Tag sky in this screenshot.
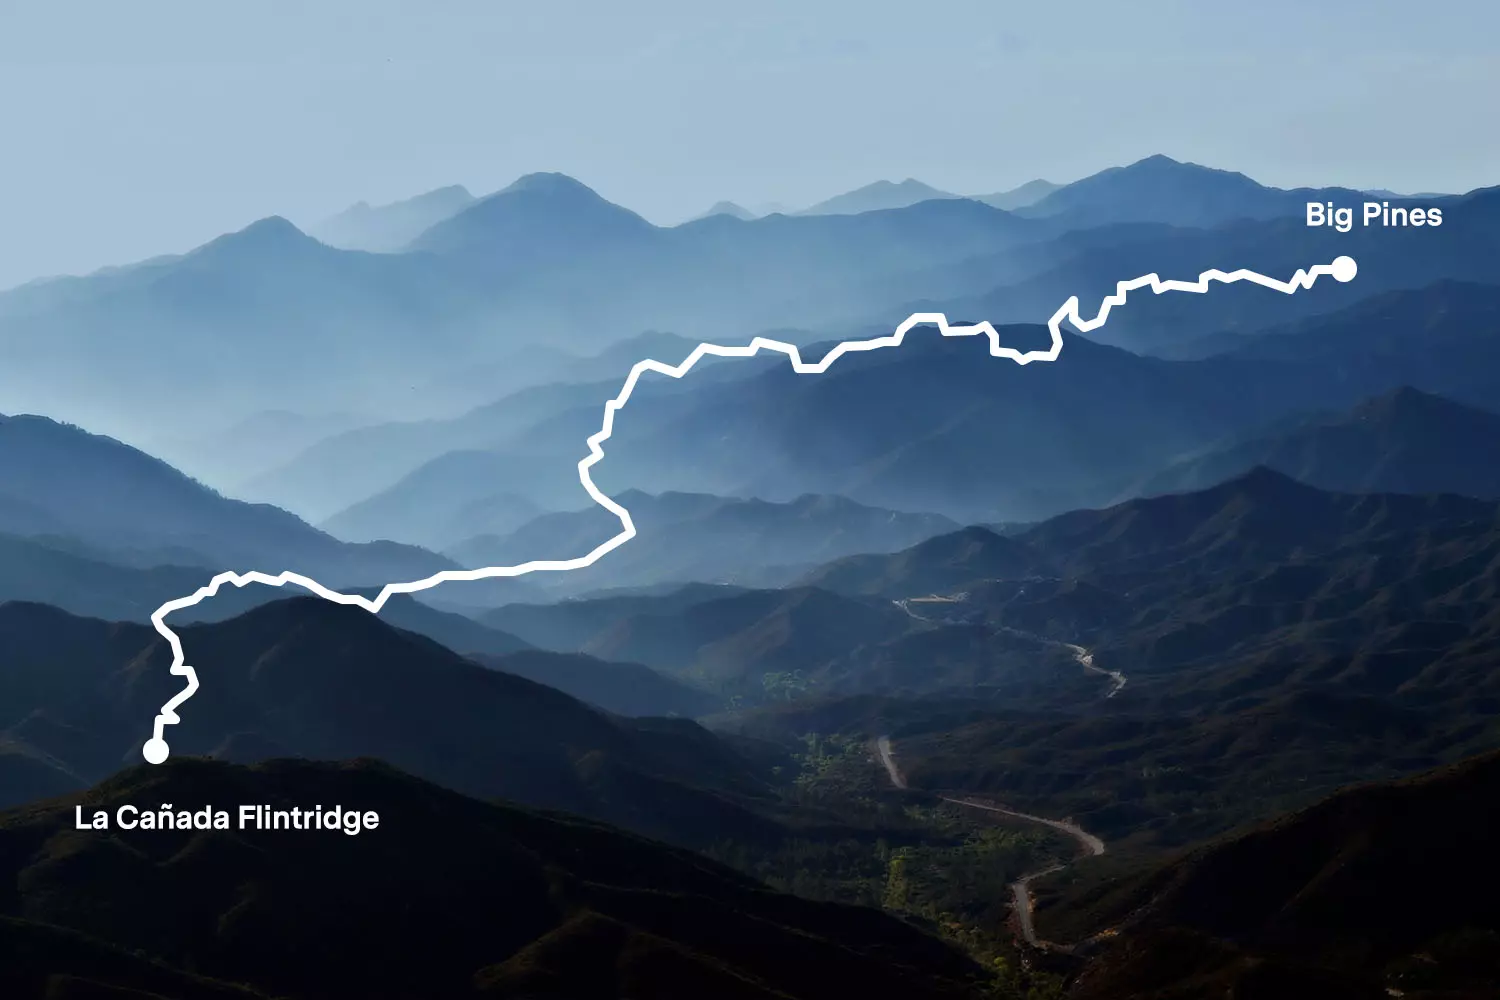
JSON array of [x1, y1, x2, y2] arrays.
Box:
[[1, 0, 1496, 289]]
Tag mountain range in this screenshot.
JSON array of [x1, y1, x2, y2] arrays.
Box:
[[19, 153, 1486, 460], [282, 278, 1500, 537], [444, 490, 958, 595]]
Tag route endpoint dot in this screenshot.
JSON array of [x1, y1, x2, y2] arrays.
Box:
[[1331, 256, 1358, 282], [142, 738, 170, 765]]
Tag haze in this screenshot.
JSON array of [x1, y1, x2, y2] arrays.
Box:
[[1, 0, 1495, 290]]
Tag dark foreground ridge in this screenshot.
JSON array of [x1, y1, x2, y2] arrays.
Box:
[[1072, 749, 1500, 999], [0, 757, 987, 1000]]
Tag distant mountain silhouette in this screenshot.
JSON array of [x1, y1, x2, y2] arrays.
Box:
[[1019, 153, 1366, 228], [0, 215, 477, 437], [254, 331, 706, 523], [318, 449, 560, 551], [1075, 750, 1500, 998], [409, 172, 658, 262], [156, 407, 370, 492], [0, 183, 1051, 442], [0, 413, 453, 587], [1138, 386, 1500, 499], [0, 596, 774, 846], [311, 184, 475, 251], [970, 178, 1059, 210], [445, 490, 958, 596], [689, 200, 756, 221], [796, 178, 961, 216]]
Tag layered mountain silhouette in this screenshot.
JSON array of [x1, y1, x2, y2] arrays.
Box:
[[580, 324, 1356, 523], [0, 215, 476, 439], [1138, 386, 1500, 499], [0, 413, 452, 586], [0, 758, 986, 1000], [0, 532, 211, 621], [281, 288, 1500, 602], [444, 490, 958, 595], [255, 330, 708, 523], [970, 178, 1060, 210], [2, 174, 1059, 447], [258, 278, 1500, 541], [796, 178, 961, 215], [8, 159, 1496, 458], [311, 184, 476, 251], [157, 408, 370, 489]]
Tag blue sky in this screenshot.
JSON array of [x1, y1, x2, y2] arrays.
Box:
[[1, 0, 1495, 288]]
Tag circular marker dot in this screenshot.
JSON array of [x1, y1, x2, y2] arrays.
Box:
[[1331, 256, 1358, 283], [142, 738, 170, 765]]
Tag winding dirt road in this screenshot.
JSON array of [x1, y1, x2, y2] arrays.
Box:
[[890, 594, 1126, 699], [876, 735, 1105, 948], [1065, 642, 1127, 699]]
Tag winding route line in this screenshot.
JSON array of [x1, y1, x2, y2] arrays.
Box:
[[141, 255, 1359, 763]]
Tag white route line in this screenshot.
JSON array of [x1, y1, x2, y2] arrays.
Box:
[[141, 255, 1359, 763]]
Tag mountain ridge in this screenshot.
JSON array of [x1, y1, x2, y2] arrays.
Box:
[[796, 178, 961, 216], [1137, 385, 1500, 499]]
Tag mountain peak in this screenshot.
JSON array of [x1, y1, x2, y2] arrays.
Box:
[[498, 172, 601, 198], [412, 172, 653, 257], [194, 215, 317, 257], [692, 200, 755, 222], [235, 215, 308, 242]]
